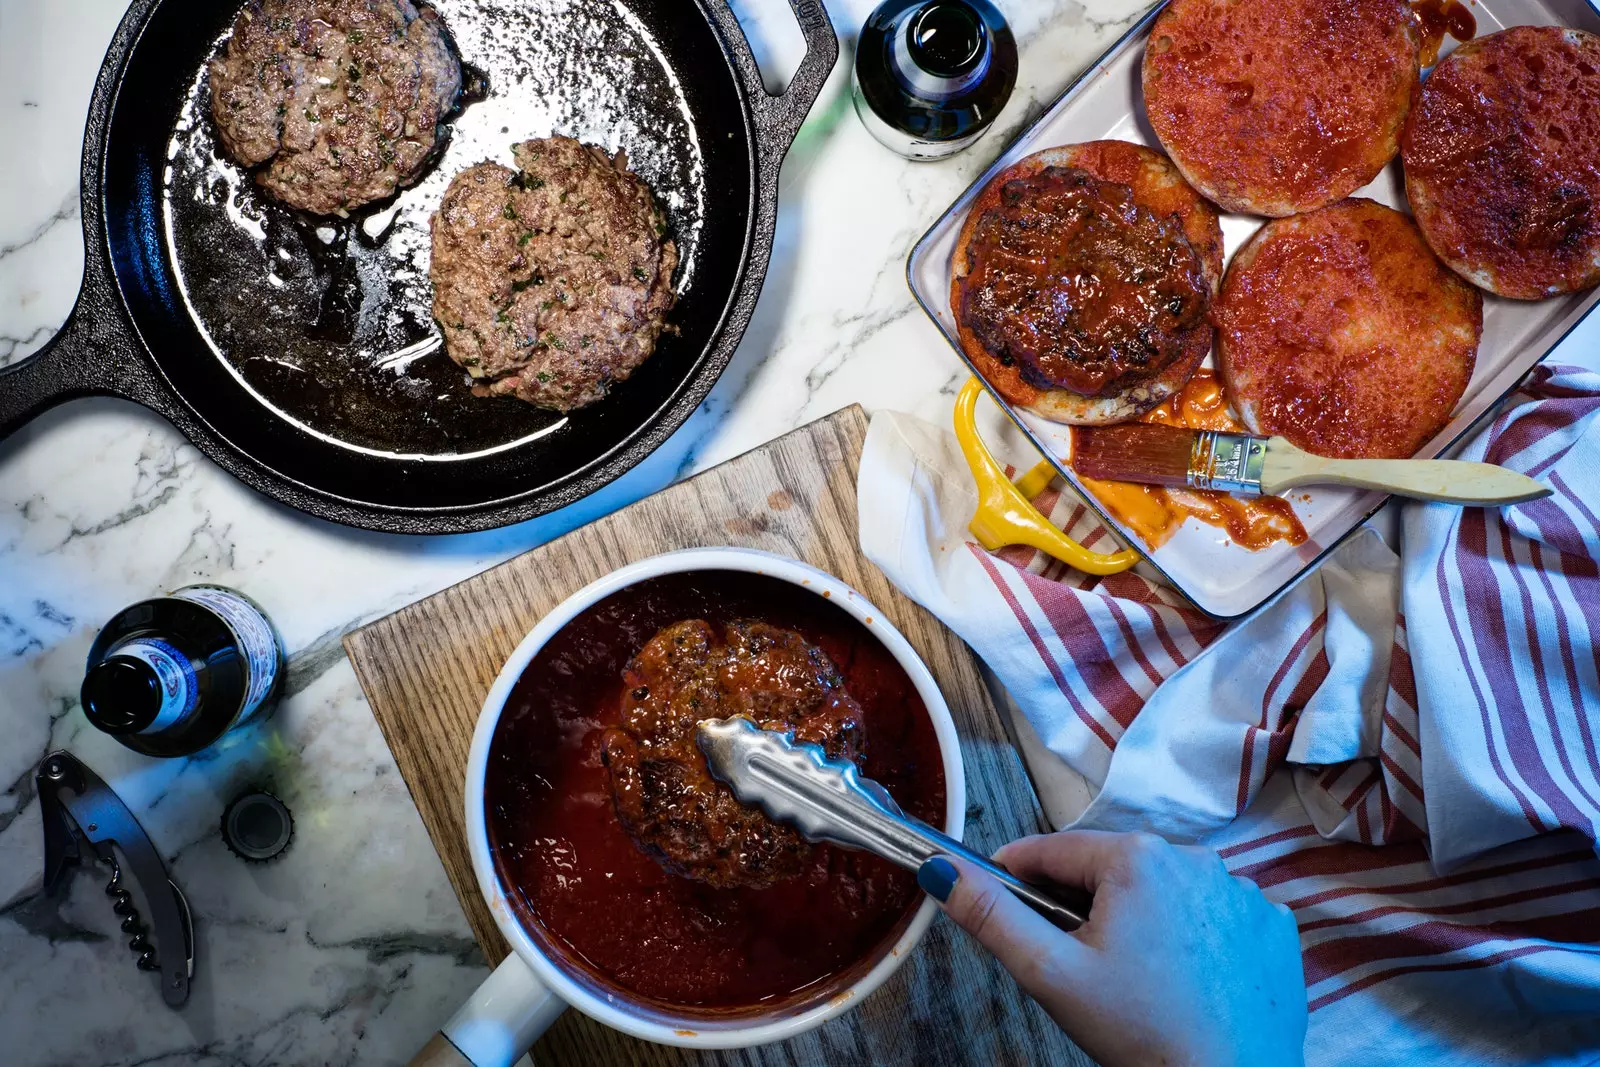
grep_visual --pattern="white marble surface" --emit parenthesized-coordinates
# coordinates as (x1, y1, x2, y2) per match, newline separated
(0, 0, 1149, 1063)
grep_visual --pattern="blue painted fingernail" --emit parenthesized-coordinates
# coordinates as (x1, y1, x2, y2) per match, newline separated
(918, 856, 958, 902)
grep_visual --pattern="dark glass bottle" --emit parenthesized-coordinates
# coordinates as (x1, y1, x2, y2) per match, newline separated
(852, 0, 1018, 160)
(82, 585, 284, 758)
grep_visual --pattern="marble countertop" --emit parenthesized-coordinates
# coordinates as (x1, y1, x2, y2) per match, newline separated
(0, 0, 1140, 1063)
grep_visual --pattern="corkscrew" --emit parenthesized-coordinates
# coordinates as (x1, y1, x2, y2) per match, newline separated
(38, 751, 194, 1007)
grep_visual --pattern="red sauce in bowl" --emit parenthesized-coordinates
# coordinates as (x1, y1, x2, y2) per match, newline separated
(483, 570, 947, 1012)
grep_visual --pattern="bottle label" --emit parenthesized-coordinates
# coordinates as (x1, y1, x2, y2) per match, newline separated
(114, 638, 199, 734)
(171, 585, 282, 724)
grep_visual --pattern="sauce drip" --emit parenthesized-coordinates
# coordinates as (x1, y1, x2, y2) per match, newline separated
(1075, 370, 1309, 551)
(483, 571, 946, 1012)
(1411, 0, 1477, 67)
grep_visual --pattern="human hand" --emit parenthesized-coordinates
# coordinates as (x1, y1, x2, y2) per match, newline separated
(918, 830, 1306, 1067)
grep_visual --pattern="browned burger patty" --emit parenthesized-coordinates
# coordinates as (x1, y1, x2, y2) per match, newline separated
(429, 137, 677, 411)
(952, 142, 1221, 425)
(1402, 26, 1600, 299)
(1216, 199, 1481, 460)
(1142, 0, 1420, 217)
(209, 0, 460, 215)
(601, 620, 863, 890)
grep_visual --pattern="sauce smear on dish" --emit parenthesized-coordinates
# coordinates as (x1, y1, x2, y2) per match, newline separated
(1075, 370, 1309, 551)
(484, 571, 946, 1010)
(1410, 0, 1477, 67)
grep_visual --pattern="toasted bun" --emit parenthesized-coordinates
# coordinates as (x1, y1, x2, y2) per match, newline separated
(1402, 26, 1600, 299)
(951, 141, 1222, 425)
(1216, 199, 1481, 459)
(1142, 0, 1420, 217)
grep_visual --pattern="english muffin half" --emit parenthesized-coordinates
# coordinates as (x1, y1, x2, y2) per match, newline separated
(1402, 26, 1600, 299)
(951, 141, 1223, 425)
(1142, 0, 1420, 217)
(1216, 199, 1481, 460)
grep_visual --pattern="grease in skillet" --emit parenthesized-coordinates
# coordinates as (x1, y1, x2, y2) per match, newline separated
(484, 572, 946, 1009)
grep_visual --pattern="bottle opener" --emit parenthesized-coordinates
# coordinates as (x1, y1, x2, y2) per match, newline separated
(38, 750, 195, 1007)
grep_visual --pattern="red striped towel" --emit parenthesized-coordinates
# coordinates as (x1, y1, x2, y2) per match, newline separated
(859, 363, 1600, 1065)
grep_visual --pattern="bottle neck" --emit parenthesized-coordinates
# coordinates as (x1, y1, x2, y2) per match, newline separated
(82, 638, 201, 736)
(899, 1, 991, 95)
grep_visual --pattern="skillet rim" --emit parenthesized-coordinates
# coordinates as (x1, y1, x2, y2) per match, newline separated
(41, 0, 834, 534)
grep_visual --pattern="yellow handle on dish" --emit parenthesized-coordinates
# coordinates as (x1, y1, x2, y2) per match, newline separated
(954, 377, 1140, 576)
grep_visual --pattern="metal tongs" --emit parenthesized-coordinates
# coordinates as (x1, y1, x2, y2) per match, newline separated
(38, 751, 195, 1008)
(696, 717, 1092, 930)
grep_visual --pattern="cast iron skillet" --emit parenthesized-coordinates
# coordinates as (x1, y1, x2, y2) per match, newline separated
(0, 0, 836, 533)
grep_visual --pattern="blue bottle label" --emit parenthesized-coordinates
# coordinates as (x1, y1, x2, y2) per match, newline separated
(114, 638, 199, 734)
(171, 585, 282, 725)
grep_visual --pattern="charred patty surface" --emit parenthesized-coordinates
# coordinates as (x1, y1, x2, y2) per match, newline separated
(601, 620, 863, 890)
(429, 137, 678, 412)
(1216, 199, 1481, 460)
(952, 142, 1222, 425)
(209, 0, 461, 215)
(1142, 0, 1419, 217)
(1402, 26, 1600, 299)
(953, 160, 1212, 424)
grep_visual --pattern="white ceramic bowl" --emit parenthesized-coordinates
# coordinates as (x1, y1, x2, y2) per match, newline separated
(431, 548, 964, 1066)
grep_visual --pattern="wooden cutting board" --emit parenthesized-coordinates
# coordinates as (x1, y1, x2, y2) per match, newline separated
(343, 407, 1090, 1067)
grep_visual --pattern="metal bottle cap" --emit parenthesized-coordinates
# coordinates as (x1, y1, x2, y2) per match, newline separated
(221, 791, 293, 862)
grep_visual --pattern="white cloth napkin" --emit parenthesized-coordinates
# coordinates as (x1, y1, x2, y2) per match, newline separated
(859, 363, 1600, 1066)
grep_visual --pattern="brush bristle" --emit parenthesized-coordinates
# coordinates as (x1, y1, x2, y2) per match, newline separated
(1071, 424, 1196, 486)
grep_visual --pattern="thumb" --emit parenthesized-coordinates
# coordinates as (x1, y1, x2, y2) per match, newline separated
(919, 855, 1087, 995)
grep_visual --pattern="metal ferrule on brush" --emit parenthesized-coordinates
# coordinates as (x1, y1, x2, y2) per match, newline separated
(1189, 431, 1267, 494)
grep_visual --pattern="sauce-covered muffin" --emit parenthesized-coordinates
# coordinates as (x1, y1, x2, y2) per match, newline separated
(1402, 26, 1600, 299)
(1142, 0, 1419, 217)
(952, 142, 1221, 425)
(1216, 199, 1481, 459)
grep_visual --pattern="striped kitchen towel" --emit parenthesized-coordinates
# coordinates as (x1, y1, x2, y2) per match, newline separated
(859, 363, 1600, 1066)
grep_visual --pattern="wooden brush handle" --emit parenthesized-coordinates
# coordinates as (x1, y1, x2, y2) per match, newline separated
(1259, 437, 1550, 505)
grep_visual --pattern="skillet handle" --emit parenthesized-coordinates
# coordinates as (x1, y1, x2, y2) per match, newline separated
(0, 299, 174, 440)
(712, 0, 840, 164)
(0, 313, 92, 440)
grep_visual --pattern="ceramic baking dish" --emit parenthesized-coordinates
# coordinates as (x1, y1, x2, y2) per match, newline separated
(907, 0, 1600, 618)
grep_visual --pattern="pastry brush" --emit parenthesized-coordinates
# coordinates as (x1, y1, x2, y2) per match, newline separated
(1071, 424, 1549, 505)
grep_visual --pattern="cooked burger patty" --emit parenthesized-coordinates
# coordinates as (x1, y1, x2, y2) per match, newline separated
(1402, 26, 1600, 299)
(430, 137, 677, 412)
(952, 144, 1218, 425)
(601, 620, 863, 890)
(1216, 199, 1481, 460)
(209, 0, 460, 215)
(1142, 0, 1419, 217)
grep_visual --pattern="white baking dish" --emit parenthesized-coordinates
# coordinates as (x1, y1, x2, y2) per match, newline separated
(907, 0, 1600, 618)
